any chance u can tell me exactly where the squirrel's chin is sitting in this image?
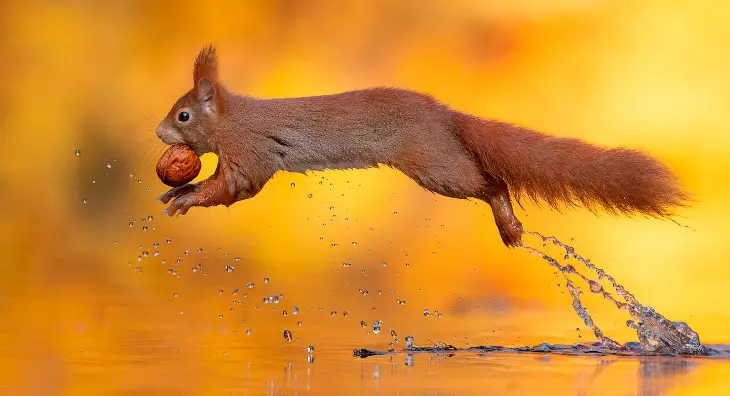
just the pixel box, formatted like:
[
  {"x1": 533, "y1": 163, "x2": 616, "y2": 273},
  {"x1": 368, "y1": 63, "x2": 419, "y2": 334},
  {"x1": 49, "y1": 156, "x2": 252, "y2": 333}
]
[{"x1": 192, "y1": 145, "x2": 214, "y2": 156}]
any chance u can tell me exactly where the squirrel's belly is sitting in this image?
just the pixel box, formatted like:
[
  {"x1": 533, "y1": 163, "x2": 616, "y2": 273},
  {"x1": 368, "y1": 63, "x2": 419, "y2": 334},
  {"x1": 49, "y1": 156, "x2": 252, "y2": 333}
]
[{"x1": 282, "y1": 159, "x2": 380, "y2": 174}]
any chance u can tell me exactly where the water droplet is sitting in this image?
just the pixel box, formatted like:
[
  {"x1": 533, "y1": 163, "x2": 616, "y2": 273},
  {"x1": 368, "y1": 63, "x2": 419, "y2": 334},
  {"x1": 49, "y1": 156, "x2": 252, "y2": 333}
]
[
  {"x1": 264, "y1": 277, "x2": 270, "y2": 283},
  {"x1": 218, "y1": 289, "x2": 224, "y2": 295},
  {"x1": 297, "y1": 320, "x2": 303, "y2": 327},
  {"x1": 342, "y1": 262, "x2": 351, "y2": 268},
  {"x1": 372, "y1": 320, "x2": 382, "y2": 334},
  {"x1": 405, "y1": 335, "x2": 415, "y2": 348},
  {"x1": 390, "y1": 329, "x2": 397, "y2": 337},
  {"x1": 397, "y1": 299, "x2": 406, "y2": 306},
  {"x1": 393, "y1": 211, "x2": 398, "y2": 215},
  {"x1": 246, "y1": 282, "x2": 255, "y2": 289},
  {"x1": 423, "y1": 309, "x2": 431, "y2": 317},
  {"x1": 343, "y1": 311, "x2": 348, "y2": 317},
  {"x1": 290, "y1": 182, "x2": 295, "y2": 188},
  {"x1": 589, "y1": 280, "x2": 603, "y2": 293},
  {"x1": 142, "y1": 225, "x2": 148, "y2": 232},
  {"x1": 246, "y1": 328, "x2": 252, "y2": 336},
  {"x1": 225, "y1": 265, "x2": 235, "y2": 273},
  {"x1": 197, "y1": 247, "x2": 203, "y2": 253},
  {"x1": 283, "y1": 329, "x2": 293, "y2": 342},
  {"x1": 282, "y1": 310, "x2": 288, "y2": 316},
  {"x1": 360, "y1": 320, "x2": 367, "y2": 328},
  {"x1": 330, "y1": 311, "x2": 337, "y2": 317},
  {"x1": 82, "y1": 197, "x2": 87, "y2": 204},
  {"x1": 218, "y1": 314, "x2": 223, "y2": 319},
  {"x1": 307, "y1": 193, "x2": 313, "y2": 198},
  {"x1": 192, "y1": 264, "x2": 201, "y2": 272},
  {"x1": 106, "y1": 162, "x2": 112, "y2": 169},
  {"x1": 307, "y1": 345, "x2": 315, "y2": 353},
  {"x1": 293, "y1": 306, "x2": 299, "y2": 315},
  {"x1": 74, "y1": 149, "x2": 81, "y2": 157},
  {"x1": 351, "y1": 241, "x2": 357, "y2": 246}
]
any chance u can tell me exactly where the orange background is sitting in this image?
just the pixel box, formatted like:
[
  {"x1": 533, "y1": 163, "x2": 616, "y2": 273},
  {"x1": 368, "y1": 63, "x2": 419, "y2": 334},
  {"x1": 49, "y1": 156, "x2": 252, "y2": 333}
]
[{"x1": 1, "y1": 0, "x2": 729, "y2": 394}]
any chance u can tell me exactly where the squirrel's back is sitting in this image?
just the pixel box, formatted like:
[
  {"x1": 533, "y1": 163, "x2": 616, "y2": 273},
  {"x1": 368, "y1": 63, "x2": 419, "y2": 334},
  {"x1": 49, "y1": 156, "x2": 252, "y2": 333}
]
[{"x1": 244, "y1": 87, "x2": 470, "y2": 175}]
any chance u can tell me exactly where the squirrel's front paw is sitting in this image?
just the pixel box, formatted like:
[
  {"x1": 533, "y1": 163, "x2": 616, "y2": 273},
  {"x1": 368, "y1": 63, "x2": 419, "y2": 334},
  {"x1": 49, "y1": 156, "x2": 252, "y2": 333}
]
[
  {"x1": 159, "y1": 184, "x2": 197, "y2": 204},
  {"x1": 163, "y1": 193, "x2": 199, "y2": 216}
]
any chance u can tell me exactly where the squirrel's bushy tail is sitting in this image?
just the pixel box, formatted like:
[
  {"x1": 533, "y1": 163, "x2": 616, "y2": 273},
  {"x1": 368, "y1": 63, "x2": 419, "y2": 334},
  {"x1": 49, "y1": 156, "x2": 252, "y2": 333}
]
[{"x1": 455, "y1": 114, "x2": 688, "y2": 216}]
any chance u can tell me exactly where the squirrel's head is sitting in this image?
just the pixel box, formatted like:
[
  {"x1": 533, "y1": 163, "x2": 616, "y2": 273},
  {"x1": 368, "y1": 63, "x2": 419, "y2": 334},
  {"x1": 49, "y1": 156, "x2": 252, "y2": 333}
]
[{"x1": 156, "y1": 45, "x2": 224, "y2": 155}]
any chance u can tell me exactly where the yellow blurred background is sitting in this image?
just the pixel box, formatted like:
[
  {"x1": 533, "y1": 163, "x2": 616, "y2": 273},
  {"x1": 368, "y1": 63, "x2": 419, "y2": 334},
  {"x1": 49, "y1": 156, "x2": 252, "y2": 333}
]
[{"x1": 1, "y1": 0, "x2": 730, "y2": 394}]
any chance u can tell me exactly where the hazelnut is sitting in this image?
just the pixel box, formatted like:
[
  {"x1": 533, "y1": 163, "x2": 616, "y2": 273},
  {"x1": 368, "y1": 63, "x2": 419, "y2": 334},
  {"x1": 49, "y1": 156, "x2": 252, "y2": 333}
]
[{"x1": 156, "y1": 144, "x2": 202, "y2": 187}]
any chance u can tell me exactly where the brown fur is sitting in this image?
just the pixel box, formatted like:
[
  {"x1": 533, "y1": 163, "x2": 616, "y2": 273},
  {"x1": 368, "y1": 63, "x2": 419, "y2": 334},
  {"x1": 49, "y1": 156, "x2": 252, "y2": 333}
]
[
  {"x1": 456, "y1": 114, "x2": 689, "y2": 217},
  {"x1": 193, "y1": 45, "x2": 219, "y2": 92},
  {"x1": 155, "y1": 46, "x2": 688, "y2": 248}
]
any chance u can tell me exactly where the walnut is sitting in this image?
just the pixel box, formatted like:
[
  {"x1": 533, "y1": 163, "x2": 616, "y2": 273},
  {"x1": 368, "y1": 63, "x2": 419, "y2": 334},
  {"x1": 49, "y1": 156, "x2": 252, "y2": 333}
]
[{"x1": 156, "y1": 144, "x2": 202, "y2": 187}]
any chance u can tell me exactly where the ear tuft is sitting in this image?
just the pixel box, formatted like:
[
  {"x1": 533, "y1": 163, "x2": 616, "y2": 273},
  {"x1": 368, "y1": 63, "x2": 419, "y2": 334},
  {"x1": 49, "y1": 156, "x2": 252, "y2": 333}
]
[{"x1": 193, "y1": 44, "x2": 218, "y2": 90}]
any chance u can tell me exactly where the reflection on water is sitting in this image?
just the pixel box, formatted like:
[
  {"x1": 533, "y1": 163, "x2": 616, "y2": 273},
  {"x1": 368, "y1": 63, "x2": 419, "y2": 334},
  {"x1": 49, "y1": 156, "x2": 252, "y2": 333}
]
[
  {"x1": 218, "y1": 347, "x2": 724, "y2": 396},
  {"x1": 638, "y1": 358, "x2": 696, "y2": 396}
]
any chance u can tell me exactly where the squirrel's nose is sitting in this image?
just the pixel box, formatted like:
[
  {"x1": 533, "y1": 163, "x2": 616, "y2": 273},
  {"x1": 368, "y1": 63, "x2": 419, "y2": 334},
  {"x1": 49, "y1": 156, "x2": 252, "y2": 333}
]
[{"x1": 155, "y1": 126, "x2": 164, "y2": 139}]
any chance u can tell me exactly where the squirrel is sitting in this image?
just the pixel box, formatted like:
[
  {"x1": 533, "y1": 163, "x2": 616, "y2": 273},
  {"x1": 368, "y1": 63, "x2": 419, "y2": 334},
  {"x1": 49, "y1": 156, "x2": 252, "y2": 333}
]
[{"x1": 156, "y1": 45, "x2": 688, "y2": 247}]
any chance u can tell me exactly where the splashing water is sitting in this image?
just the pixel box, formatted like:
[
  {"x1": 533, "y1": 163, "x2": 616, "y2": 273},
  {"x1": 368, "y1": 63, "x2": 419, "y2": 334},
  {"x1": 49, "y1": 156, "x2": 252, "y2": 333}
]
[
  {"x1": 355, "y1": 231, "x2": 724, "y2": 359},
  {"x1": 521, "y1": 231, "x2": 712, "y2": 356}
]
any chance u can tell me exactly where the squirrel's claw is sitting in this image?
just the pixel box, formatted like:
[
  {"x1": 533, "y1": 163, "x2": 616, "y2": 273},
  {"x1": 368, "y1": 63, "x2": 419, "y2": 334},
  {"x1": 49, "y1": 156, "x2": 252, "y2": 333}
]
[{"x1": 164, "y1": 193, "x2": 198, "y2": 216}]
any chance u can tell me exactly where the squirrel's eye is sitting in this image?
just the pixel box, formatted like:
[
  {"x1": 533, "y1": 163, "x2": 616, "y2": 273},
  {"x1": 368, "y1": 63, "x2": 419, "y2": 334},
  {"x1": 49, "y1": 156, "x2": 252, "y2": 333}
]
[{"x1": 178, "y1": 111, "x2": 190, "y2": 122}]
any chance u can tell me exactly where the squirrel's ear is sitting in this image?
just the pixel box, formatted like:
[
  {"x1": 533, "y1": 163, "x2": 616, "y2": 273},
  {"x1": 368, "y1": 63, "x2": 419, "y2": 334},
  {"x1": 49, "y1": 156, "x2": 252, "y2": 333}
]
[
  {"x1": 198, "y1": 78, "x2": 217, "y2": 115},
  {"x1": 193, "y1": 44, "x2": 218, "y2": 88}
]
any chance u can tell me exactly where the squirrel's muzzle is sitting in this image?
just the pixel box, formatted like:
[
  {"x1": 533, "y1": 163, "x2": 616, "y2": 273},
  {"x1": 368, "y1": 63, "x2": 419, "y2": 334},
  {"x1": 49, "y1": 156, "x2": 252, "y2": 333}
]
[{"x1": 156, "y1": 123, "x2": 184, "y2": 146}]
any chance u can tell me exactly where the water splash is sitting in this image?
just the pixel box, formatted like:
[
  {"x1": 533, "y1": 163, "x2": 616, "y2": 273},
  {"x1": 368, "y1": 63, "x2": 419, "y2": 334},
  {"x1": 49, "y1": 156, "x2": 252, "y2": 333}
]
[
  {"x1": 354, "y1": 340, "x2": 730, "y2": 358},
  {"x1": 355, "y1": 231, "x2": 722, "y2": 359},
  {"x1": 522, "y1": 231, "x2": 712, "y2": 356}
]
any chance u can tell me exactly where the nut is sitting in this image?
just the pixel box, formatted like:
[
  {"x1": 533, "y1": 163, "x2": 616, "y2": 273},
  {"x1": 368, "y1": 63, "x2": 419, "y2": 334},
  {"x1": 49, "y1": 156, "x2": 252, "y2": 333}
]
[{"x1": 156, "y1": 144, "x2": 202, "y2": 187}]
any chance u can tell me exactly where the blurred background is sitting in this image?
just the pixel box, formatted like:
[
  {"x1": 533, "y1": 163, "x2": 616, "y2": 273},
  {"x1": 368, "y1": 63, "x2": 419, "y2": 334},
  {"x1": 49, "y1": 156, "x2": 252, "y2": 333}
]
[{"x1": 1, "y1": 0, "x2": 730, "y2": 394}]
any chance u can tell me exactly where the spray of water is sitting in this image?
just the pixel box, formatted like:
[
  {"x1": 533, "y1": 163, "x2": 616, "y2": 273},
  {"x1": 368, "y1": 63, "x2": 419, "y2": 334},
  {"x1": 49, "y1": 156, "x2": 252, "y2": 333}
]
[
  {"x1": 355, "y1": 231, "x2": 721, "y2": 358},
  {"x1": 521, "y1": 231, "x2": 711, "y2": 355}
]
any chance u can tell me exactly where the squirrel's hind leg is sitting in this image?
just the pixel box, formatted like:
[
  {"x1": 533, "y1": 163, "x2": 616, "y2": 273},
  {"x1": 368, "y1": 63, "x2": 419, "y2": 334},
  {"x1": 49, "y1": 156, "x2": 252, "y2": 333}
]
[{"x1": 476, "y1": 178, "x2": 524, "y2": 248}]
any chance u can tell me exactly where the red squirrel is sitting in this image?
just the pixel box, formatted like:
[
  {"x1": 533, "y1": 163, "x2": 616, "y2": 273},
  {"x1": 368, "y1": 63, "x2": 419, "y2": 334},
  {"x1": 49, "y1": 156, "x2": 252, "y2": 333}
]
[{"x1": 156, "y1": 46, "x2": 688, "y2": 247}]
